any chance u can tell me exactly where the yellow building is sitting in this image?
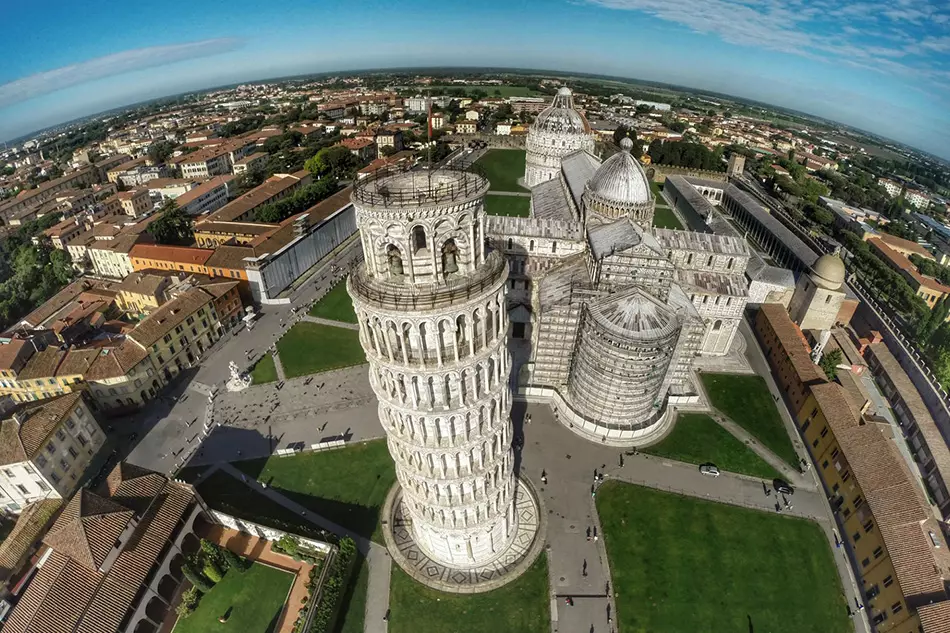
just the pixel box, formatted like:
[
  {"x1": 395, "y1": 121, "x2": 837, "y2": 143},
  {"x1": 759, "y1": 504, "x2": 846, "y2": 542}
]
[{"x1": 798, "y1": 382, "x2": 950, "y2": 632}]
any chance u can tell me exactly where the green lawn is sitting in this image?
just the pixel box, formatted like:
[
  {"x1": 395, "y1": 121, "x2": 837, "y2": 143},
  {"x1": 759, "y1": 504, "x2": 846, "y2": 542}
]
[
  {"x1": 336, "y1": 553, "x2": 369, "y2": 633},
  {"x1": 427, "y1": 85, "x2": 543, "y2": 97},
  {"x1": 475, "y1": 149, "x2": 527, "y2": 192},
  {"x1": 174, "y1": 562, "x2": 293, "y2": 633},
  {"x1": 276, "y1": 322, "x2": 365, "y2": 378},
  {"x1": 484, "y1": 194, "x2": 530, "y2": 217},
  {"x1": 250, "y1": 354, "x2": 278, "y2": 385},
  {"x1": 650, "y1": 179, "x2": 664, "y2": 196},
  {"x1": 196, "y1": 471, "x2": 328, "y2": 540},
  {"x1": 388, "y1": 554, "x2": 550, "y2": 633},
  {"x1": 701, "y1": 373, "x2": 800, "y2": 468},
  {"x1": 644, "y1": 413, "x2": 782, "y2": 480},
  {"x1": 234, "y1": 440, "x2": 396, "y2": 543},
  {"x1": 308, "y1": 281, "x2": 358, "y2": 324},
  {"x1": 652, "y1": 205, "x2": 683, "y2": 230},
  {"x1": 597, "y1": 482, "x2": 850, "y2": 633}
]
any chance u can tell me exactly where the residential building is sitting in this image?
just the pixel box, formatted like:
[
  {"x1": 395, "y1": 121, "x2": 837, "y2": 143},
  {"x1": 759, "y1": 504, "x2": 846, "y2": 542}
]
[
  {"x1": 116, "y1": 188, "x2": 152, "y2": 218},
  {"x1": 173, "y1": 175, "x2": 236, "y2": 216},
  {"x1": 0, "y1": 392, "x2": 105, "y2": 512},
  {"x1": 455, "y1": 121, "x2": 477, "y2": 134},
  {"x1": 797, "y1": 382, "x2": 950, "y2": 632},
  {"x1": 878, "y1": 178, "x2": 903, "y2": 198},
  {"x1": 179, "y1": 139, "x2": 255, "y2": 178},
  {"x1": 231, "y1": 151, "x2": 268, "y2": 174},
  {"x1": 88, "y1": 235, "x2": 141, "y2": 279},
  {"x1": 201, "y1": 171, "x2": 311, "y2": 223},
  {"x1": 340, "y1": 138, "x2": 377, "y2": 162},
  {"x1": 129, "y1": 244, "x2": 214, "y2": 275},
  {"x1": 430, "y1": 113, "x2": 446, "y2": 130},
  {"x1": 754, "y1": 303, "x2": 828, "y2": 413},
  {"x1": 113, "y1": 271, "x2": 176, "y2": 316},
  {"x1": 106, "y1": 157, "x2": 147, "y2": 184},
  {"x1": 3, "y1": 463, "x2": 202, "y2": 633},
  {"x1": 907, "y1": 190, "x2": 931, "y2": 210},
  {"x1": 869, "y1": 238, "x2": 950, "y2": 308},
  {"x1": 0, "y1": 498, "x2": 62, "y2": 589},
  {"x1": 146, "y1": 178, "x2": 198, "y2": 201},
  {"x1": 374, "y1": 129, "x2": 404, "y2": 157}
]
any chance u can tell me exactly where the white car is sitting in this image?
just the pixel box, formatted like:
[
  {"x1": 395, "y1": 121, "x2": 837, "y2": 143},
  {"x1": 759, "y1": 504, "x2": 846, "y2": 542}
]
[{"x1": 699, "y1": 464, "x2": 721, "y2": 477}]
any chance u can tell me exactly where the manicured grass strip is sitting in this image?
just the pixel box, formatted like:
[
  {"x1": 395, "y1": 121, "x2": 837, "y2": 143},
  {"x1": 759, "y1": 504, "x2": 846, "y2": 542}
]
[
  {"x1": 701, "y1": 372, "x2": 800, "y2": 468},
  {"x1": 309, "y1": 281, "x2": 358, "y2": 324},
  {"x1": 174, "y1": 562, "x2": 293, "y2": 633},
  {"x1": 475, "y1": 149, "x2": 527, "y2": 192},
  {"x1": 196, "y1": 470, "x2": 328, "y2": 540},
  {"x1": 652, "y1": 205, "x2": 683, "y2": 230},
  {"x1": 650, "y1": 179, "x2": 664, "y2": 196},
  {"x1": 597, "y1": 482, "x2": 850, "y2": 633},
  {"x1": 250, "y1": 353, "x2": 278, "y2": 385},
  {"x1": 644, "y1": 413, "x2": 782, "y2": 480},
  {"x1": 484, "y1": 194, "x2": 530, "y2": 217},
  {"x1": 335, "y1": 552, "x2": 369, "y2": 633},
  {"x1": 277, "y1": 322, "x2": 365, "y2": 378},
  {"x1": 234, "y1": 440, "x2": 396, "y2": 543},
  {"x1": 388, "y1": 554, "x2": 550, "y2": 633}
]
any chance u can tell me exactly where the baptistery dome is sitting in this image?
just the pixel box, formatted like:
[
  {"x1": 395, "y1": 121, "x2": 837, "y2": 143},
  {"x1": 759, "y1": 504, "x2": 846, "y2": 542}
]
[
  {"x1": 811, "y1": 253, "x2": 845, "y2": 290},
  {"x1": 583, "y1": 138, "x2": 655, "y2": 225},
  {"x1": 524, "y1": 87, "x2": 595, "y2": 187}
]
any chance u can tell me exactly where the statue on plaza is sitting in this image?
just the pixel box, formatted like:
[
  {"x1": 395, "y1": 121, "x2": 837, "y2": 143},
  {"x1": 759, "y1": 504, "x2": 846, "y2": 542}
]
[{"x1": 225, "y1": 361, "x2": 252, "y2": 392}]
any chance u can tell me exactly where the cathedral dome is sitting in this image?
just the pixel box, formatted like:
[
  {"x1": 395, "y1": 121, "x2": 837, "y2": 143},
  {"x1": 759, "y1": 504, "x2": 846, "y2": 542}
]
[
  {"x1": 586, "y1": 138, "x2": 651, "y2": 207},
  {"x1": 582, "y1": 138, "x2": 655, "y2": 225},
  {"x1": 811, "y1": 253, "x2": 845, "y2": 290},
  {"x1": 531, "y1": 87, "x2": 590, "y2": 136}
]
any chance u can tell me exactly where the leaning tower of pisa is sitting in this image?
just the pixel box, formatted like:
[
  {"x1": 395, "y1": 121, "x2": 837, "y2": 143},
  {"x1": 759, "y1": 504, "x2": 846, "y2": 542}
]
[{"x1": 347, "y1": 165, "x2": 540, "y2": 591}]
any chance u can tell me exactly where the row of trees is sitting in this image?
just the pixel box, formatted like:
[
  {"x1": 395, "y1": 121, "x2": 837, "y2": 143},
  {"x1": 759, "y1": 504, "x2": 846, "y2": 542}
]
[
  {"x1": 177, "y1": 539, "x2": 246, "y2": 619},
  {"x1": 255, "y1": 178, "x2": 340, "y2": 223},
  {"x1": 647, "y1": 140, "x2": 725, "y2": 172}
]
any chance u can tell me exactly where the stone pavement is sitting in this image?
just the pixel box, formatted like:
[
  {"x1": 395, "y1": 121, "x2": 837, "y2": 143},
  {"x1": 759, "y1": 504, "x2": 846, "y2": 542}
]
[
  {"x1": 488, "y1": 190, "x2": 531, "y2": 197},
  {"x1": 711, "y1": 412, "x2": 810, "y2": 487},
  {"x1": 272, "y1": 352, "x2": 287, "y2": 382},
  {"x1": 300, "y1": 315, "x2": 360, "y2": 330}
]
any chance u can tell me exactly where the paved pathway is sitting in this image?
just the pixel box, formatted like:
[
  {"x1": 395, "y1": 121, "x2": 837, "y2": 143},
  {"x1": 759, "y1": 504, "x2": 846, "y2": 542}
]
[
  {"x1": 272, "y1": 352, "x2": 287, "y2": 382},
  {"x1": 300, "y1": 315, "x2": 360, "y2": 330},
  {"x1": 712, "y1": 413, "x2": 811, "y2": 487},
  {"x1": 487, "y1": 190, "x2": 531, "y2": 197}
]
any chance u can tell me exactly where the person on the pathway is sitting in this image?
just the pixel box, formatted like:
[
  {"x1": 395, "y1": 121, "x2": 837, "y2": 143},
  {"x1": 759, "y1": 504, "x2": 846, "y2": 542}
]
[
  {"x1": 582, "y1": 559, "x2": 588, "y2": 577},
  {"x1": 586, "y1": 526, "x2": 591, "y2": 541},
  {"x1": 593, "y1": 469, "x2": 598, "y2": 481},
  {"x1": 541, "y1": 469, "x2": 547, "y2": 484},
  {"x1": 591, "y1": 484, "x2": 596, "y2": 497},
  {"x1": 593, "y1": 527, "x2": 598, "y2": 541}
]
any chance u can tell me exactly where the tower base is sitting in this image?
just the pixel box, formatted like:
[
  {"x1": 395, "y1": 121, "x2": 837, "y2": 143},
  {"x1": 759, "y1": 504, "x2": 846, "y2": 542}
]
[{"x1": 381, "y1": 477, "x2": 544, "y2": 594}]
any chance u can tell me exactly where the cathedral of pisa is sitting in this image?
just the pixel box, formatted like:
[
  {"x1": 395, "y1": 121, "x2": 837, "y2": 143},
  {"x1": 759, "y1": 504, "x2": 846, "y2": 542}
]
[{"x1": 345, "y1": 87, "x2": 762, "y2": 589}]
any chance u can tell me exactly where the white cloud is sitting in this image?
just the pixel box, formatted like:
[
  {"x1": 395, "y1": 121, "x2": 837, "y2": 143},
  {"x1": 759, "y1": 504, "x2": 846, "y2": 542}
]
[{"x1": 0, "y1": 38, "x2": 243, "y2": 108}]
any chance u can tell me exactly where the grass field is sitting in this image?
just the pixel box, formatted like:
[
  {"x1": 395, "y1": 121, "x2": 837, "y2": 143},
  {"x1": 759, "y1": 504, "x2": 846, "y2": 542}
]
[
  {"x1": 484, "y1": 194, "x2": 530, "y2": 217},
  {"x1": 308, "y1": 281, "x2": 357, "y2": 324},
  {"x1": 249, "y1": 354, "x2": 278, "y2": 385},
  {"x1": 427, "y1": 85, "x2": 543, "y2": 97},
  {"x1": 276, "y1": 322, "x2": 365, "y2": 378},
  {"x1": 597, "y1": 482, "x2": 850, "y2": 633},
  {"x1": 644, "y1": 413, "x2": 782, "y2": 480},
  {"x1": 475, "y1": 149, "x2": 527, "y2": 192},
  {"x1": 701, "y1": 373, "x2": 800, "y2": 468},
  {"x1": 234, "y1": 439, "x2": 396, "y2": 543},
  {"x1": 388, "y1": 555, "x2": 550, "y2": 633},
  {"x1": 336, "y1": 553, "x2": 369, "y2": 633},
  {"x1": 650, "y1": 180, "x2": 663, "y2": 196},
  {"x1": 652, "y1": 205, "x2": 683, "y2": 230},
  {"x1": 174, "y1": 562, "x2": 293, "y2": 633},
  {"x1": 196, "y1": 470, "x2": 326, "y2": 539}
]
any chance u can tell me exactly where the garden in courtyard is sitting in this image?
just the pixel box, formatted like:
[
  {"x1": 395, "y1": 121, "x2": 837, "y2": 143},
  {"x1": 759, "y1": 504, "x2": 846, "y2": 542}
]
[
  {"x1": 701, "y1": 372, "x2": 801, "y2": 467},
  {"x1": 173, "y1": 540, "x2": 293, "y2": 633},
  {"x1": 387, "y1": 555, "x2": 550, "y2": 633},
  {"x1": 484, "y1": 194, "x2": 530, "y2": 217},
  {"x1": 596, "y1": 482, "x2": 851, "y2": 633}
]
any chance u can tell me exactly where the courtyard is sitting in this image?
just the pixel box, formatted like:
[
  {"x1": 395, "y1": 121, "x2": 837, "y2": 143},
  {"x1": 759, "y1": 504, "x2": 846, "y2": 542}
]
[
  {"x1": 644, "y1": 412, "x2": 782, "y2": 480},
  {"x1": 652, "y1": 205, "x2": 683, "y2": 230},
  {"x1": 474, "y1": 149, "x2": 528, "y2": 192},
  {"x1": 596, "y1": 482, "x2": 851, "y2": 633},
  {"x1": 173, "y1": 561, "x2": 294, "y2": 633},
  {"x1": 387, "y1": 555, "x2": 550, "y2": 633},
  {"x1": 701, "y1": 372, "x2": 801, "y2": 467}
]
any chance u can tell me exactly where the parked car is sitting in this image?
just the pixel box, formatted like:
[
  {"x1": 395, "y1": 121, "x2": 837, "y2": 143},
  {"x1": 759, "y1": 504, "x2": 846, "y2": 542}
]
[
  {"x1": 699, "y1": 463, "x2": 720, "y2": 477},
  {"x1": 773, "y1": 478, "x2": 794, "y2": 495}
]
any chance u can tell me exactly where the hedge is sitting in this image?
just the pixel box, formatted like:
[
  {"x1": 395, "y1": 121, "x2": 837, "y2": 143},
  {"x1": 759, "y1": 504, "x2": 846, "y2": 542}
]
[{"x1": 304, "y1": 537, "x2": 358, "y2": 633}]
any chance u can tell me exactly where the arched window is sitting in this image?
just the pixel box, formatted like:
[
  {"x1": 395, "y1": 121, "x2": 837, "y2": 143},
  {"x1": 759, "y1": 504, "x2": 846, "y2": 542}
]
[
  {"x1": 412, "y1": 226, "x2": 427, "y2": 252},
  {"x1": 442, "y1": 239, "x2": 459, "y2": 275},
  {"x1": 686, "y1": 253, "x2": 693, "y2": 265},
  {"x1": 387, "y1": 245, "x2": 404, "y2": 277},
  {"x1": 507, "y1": 238, "x2": 513, "y2": 250},
  {"x1": 713, "y1": 320, "x2": 722, "y2": 332},
  {"x1": 552, "y1": 241, "x2": 557, "y2": 253},
  {"x1": 529, "y1": 240, "x2": 535, "y2": 251},
  {"x1": 707, "y1": 255, "x2": 714, "y2": 266},
  {"x1": 727, "y1": 257, "x2": 734, "y2": 270}
]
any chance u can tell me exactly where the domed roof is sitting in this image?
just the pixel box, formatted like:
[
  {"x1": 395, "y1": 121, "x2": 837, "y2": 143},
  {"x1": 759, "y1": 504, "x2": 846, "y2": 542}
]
[
  {"x1": 531, "y1": 87, "x2": 590, "y2": 136},
  {"x1": 811, "y1": 253, "x2": 845, "y2": 290},
  {"x1": 584, "y1": 138, "x2": 652, "y2": 207}
]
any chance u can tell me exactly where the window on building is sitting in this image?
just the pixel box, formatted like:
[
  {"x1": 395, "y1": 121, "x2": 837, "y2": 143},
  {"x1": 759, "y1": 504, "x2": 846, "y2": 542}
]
[
  {"x1": 77, "y1": 434, "x2": 87, "y2": 447},
  {"x1": 842, "y1": 470, "x2": 851, "y2": 482},
  {"x1": 50, "y1": 473, "x2": 60, "y2": 484},
  {"x1": 2, "y1": 468, "x2": 13, "y2": 477},
  {"x1": 853, "y1": 495, "x2": 864, "y2": 508},
  {"x1": 812, "y1": 438, "x2": 819, "y2": 448},
  {"x1": 866, "y1": 585, "x2": 880, "y2": 599},
  {"x1": 36, "y1": 480, "x2": 49, "y2": 492},
  {"x1": 883, "y1": 575, "x2": 893, "y2": 588},
  {"x1": 801, "y1": 419, "x2": 811, "y2": 432},
  {"x1": 56, "y1": 429, "x2": 66, "y2": 442},
  {"x1": 16, "y1": 484, "x2": 28, "y2": 495},
  {"x1": 59, "y1": 459, "x2": 69, "y2": 471},
  {"x1": 842, "y1": 507, "x2": 851, "y2": 518},
  {"x1": 65, "y1": 417, "x2": 75, "y2": 430},
  {"x1": 891, "y1": 603, "x2": 902, "y2": 615},
  {"x1": 831, "y1": 448, "x2": 840, "y2": 459},
  {"x1": 68, "y1": 446, "x2": 78, "y2": 459},
  {"x1": 822, "y1": 460, "x2": 829, "y2": 469},
  {"x1": 853, "y1": 532, "x2": 861, "y2": 543},
  {"x1": 45, "y1": 443, "x2": 55, "y2": 456},
  {"x1": 819, "y1": 426, "x2": 828, "y2": 438},
  {"x1": 861, "y1": 557, "x2": 870, "y2": 567},
  {"x1": 863, "y1": 520, "x2": 874, "y2": 533},
  {"x1": 872, "y1": 546, "x2": 883, "y2": 559}
]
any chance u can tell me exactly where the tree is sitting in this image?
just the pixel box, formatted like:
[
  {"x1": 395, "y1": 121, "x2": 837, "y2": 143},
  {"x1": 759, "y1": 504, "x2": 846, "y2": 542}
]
[
  {"x1": 175, "y1": 587, "x2": 200, "y2": 619},
  {"x1": 221, "y1": 547, "x2": 245, "y2": 573},
  {"x1": 305, "y1": 146, "x2": 359, "y2": 180},
  {"x1": 146, "y1": 202, "x2": 193, "y2": 245},
  {"x1": 811, "y1": 208, "x2": 834, "y2": 229},
  {"x1": 819, "y1": 348, "x2": 843, "y2": 380},
  {"x1": 147, "y1": 140, "x2": 177, "y2": 164},
  {"x1": 49, "y1": 249, "x2": 73, "y2": 285},
  {"x1": 379, "y1": 145, "x2": 397, "y2": 158},
  {"x1": 181, "y1": 561, "x2": 212, "y2": 592}
]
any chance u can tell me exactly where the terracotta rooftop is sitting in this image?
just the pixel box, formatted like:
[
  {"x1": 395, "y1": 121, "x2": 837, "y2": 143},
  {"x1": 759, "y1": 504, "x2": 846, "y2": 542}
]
[
  {"x1": 202, "y1": 171, "x2": 310, "y2": 223},
  {"x1": 758, "y1": 303, "x2": 827, "y2": 386},
  {"x1": 869, "y1": 239, "x2": 950, "y2": 294},
  {"x1": 0, "y1": 392, "x2": 87, "y2": 466},
  {"x1": 18, "y1": 347, "x2": 67, "y2": 381},
  {"x1": 128, "y1": 288, "x2": 214, "y2": 349},
  {"x1": 205, "y1": 245, "x2": 253, "y2": 271},
  {"x1": 129, "y1": 244, "x2": 214, "y2": 266},
  {"x1": 84, "y1": 341, "x2": 149, "y2": 381},
  {"x1": 0, "y1": 338, "x2": 32, "y2": 371},
  {"x1": 172, "y1": 175, "x2": 236, "y2": 208},
  {"x1": 15, "y1": 278, "x2": 115, "y2": 330},
  {"x1": 4, "y1": 464, "x2": 196, "y2": 633},
  {"x1": 0, "y1": 499, "x2": 62, "y2": 582},
  {"x1": 875, "y1": 233, "x2": 934, "y2": 259}
]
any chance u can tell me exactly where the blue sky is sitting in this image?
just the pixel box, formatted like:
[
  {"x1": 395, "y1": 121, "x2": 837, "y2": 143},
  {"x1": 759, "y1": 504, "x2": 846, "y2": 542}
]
[{"x1": 2, "y1": 0, "x2": 949, "y2": 159}]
